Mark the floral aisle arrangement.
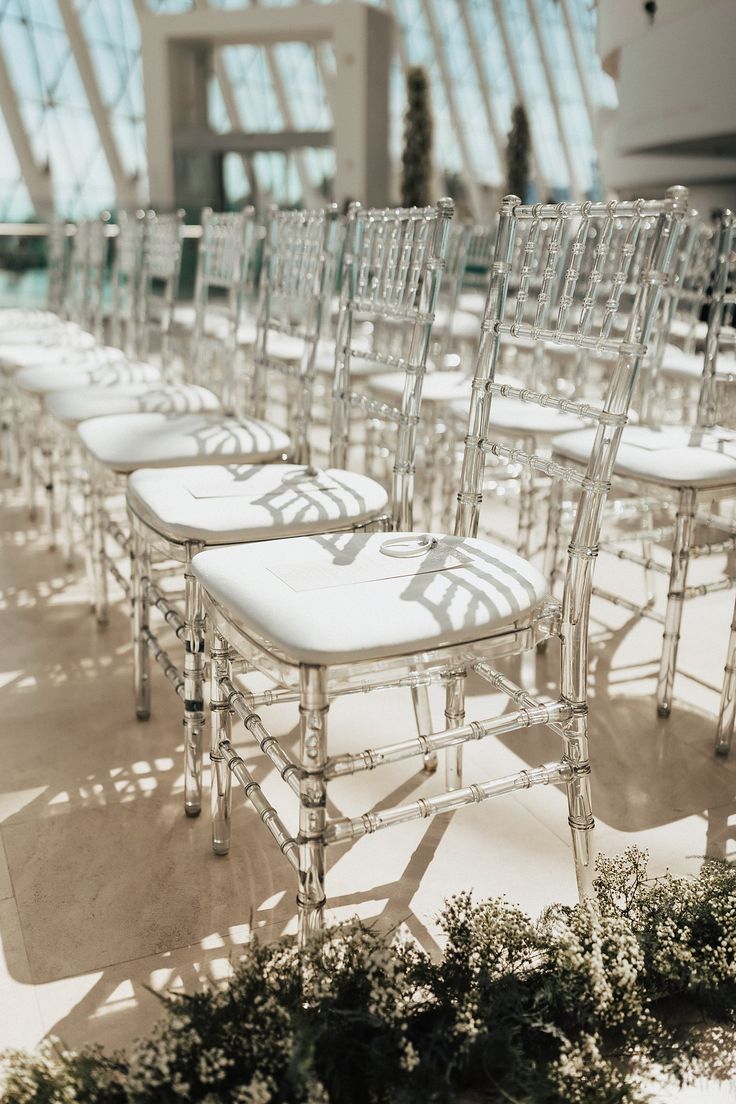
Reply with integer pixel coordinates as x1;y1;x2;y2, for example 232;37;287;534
2;849;735;1104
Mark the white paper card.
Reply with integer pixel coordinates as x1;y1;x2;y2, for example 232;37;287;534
184;470;339;499
268;544;473;592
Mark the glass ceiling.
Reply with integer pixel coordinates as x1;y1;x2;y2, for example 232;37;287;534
0;0;616;221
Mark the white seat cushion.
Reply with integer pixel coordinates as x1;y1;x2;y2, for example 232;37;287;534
669;318;708;344
457;290;487;315
251;330;304;362
192;531;551;666
314;344;391;378
0;331;98;373
172;303;197;330
77;412;290;474
46;384;220;425
434;307;481;341
369;369;524;408
128;463;389;544
553;424;736;488
659;343;736;383
15;356;161;395
659;344;703;381
173;304;258;347
450;394;584;436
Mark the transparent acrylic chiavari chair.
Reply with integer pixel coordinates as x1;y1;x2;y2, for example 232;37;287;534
13;211;190;554
65;207;278;623
76;206;340;630
108;209;147;360
646;216;718;422
190;189;686;943
123;205;346;818
124;202;449;815
549;208;736;734
3;215;131;525
0;218;71;339
0;220;74;475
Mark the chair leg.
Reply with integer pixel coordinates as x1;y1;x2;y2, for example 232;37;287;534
657;487;696;718
297;664;328;946
92;485;109;625
210;629;232;855
183;547;205;817
41;439;56;551
444;674;465;790
562;708;595;900
81;476;97;611
131;533;151;721
560;580;595;900
412;681;437;774
22;421;36;520
716;598;736;756
60;445;75;567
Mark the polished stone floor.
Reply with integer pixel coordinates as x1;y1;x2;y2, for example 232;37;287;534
0;471;735;1100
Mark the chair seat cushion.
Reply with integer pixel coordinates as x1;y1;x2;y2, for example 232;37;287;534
15;356;160;395
457;290;487;315
128;463;389;544
254;330;305;362
451;394;584;436
369;369;523;408
669;318;708;344
192;531;551;666
434;307;481;341
0;331;98;373
313;343;390;378
659;343;736;382
77;412;290;473
46;384;220;425
553;424;736;488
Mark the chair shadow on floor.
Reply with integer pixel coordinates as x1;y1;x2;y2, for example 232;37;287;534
489;611;736;861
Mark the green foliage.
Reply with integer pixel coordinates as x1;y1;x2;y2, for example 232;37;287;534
506;103;531;203
401;67;433;209
3;850;736;1103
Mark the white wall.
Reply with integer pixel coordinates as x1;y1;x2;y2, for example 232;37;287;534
596;0;736;202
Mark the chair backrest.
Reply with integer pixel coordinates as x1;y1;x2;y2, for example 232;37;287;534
109;209;147;356
189;207;257;406
455;187;688;687
46;219;70;316
698;209;735;428
252;204;341;465
62;214;110;339
329;198;455;530
640;211;715;421
136;209;185;371
463;222;497;293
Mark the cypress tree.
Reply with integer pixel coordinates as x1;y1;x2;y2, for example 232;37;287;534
506;103;531;202
401;66;433;207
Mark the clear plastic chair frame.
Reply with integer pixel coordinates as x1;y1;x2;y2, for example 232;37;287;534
548;210;736;747
126;206;342;818
195;189;688;943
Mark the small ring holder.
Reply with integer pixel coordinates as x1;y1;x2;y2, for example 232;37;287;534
379;534;439;559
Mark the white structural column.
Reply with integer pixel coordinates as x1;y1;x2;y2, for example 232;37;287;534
490;0;548;199
559;0;596;135
455;0;505;187
0;43;54;218
213;50;261;203
420;0;483;219
138;3;392;210
524;0;584;198
248;0;320;207
57;0;138;210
